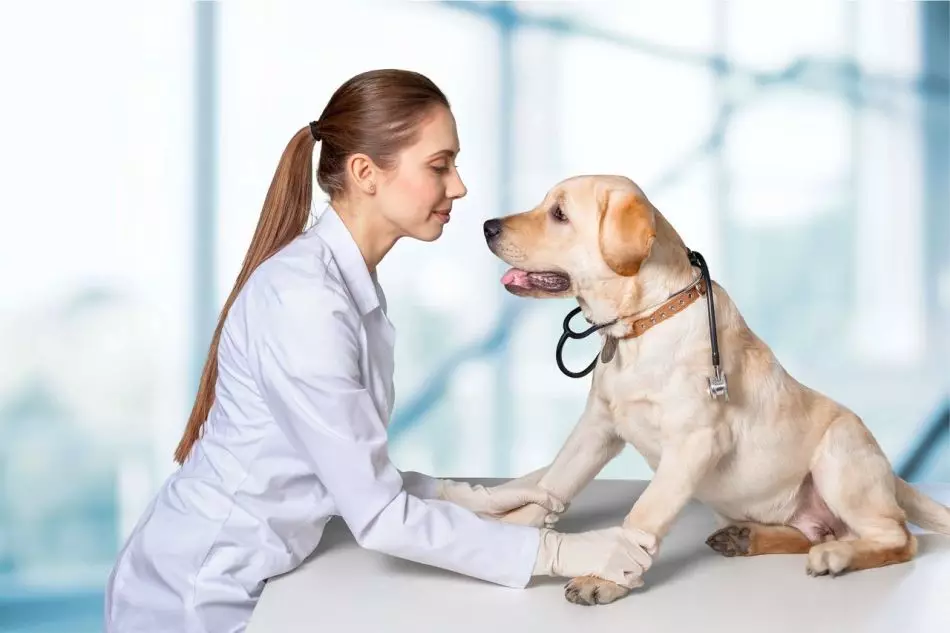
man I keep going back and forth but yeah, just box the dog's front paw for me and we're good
[496,503,551,528]
[564,575,630,606]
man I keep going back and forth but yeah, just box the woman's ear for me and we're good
[346,153,378,195]
[598,190,656,276]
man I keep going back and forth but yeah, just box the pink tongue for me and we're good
[501,268,532,289]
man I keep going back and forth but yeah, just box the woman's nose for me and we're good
[448,171,467,199]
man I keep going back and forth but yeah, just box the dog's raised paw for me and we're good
[564,576,629,606]
[705,525,751,557]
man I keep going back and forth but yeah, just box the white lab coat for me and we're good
[104,206,541,632]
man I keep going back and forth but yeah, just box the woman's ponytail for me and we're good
[173,127,315,464]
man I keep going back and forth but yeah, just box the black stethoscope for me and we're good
[555,249,728,401]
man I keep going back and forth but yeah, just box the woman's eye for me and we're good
[432,164,449,174]
[551,205,567,223]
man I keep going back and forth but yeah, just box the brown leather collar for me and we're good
[617,278,707,340]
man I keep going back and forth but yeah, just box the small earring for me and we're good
[368,183,376,194]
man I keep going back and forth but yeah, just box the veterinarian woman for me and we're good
[104,69,655,632]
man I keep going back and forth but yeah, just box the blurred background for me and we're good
[1,0,947,630]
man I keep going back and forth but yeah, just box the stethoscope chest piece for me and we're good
[707,364,728,401]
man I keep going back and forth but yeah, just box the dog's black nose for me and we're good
[483,219,502,241]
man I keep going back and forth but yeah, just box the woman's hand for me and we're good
[436,478,566,519]
[531,526,659,605]
[495,500,566,528]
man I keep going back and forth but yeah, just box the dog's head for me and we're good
[484,175,658,299]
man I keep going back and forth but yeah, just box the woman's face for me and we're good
[375,105,467,242]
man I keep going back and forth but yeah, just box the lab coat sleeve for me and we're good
[247,280,540,589]
[399,470,440,499]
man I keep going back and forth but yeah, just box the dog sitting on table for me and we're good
[483,174,950,605]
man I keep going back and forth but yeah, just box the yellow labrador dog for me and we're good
[484,175,950,606]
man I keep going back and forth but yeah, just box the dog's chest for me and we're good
[600,368,671,470]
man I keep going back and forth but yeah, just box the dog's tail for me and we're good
[896,477,950,535]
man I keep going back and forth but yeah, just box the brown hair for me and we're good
[173,69,450,464]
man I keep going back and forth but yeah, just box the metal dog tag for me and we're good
[600,336,618,364]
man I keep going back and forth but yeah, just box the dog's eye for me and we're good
[550,205,568,223]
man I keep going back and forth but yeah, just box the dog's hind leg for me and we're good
[805,413,917,577]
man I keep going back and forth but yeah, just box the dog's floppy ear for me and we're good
[598,190,656,276]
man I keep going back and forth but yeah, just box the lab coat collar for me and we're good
[314,205,380,316]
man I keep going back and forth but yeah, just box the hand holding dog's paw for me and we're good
[436,479,565,519]
[532,526,656,603]
[496,501,560,527]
